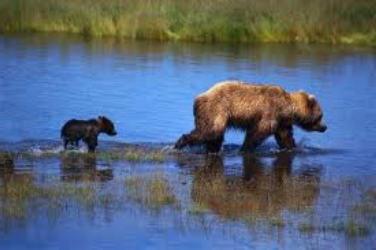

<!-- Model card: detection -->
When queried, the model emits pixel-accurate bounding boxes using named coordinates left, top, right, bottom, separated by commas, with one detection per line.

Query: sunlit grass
left=13, top=147, right=167, bottom=164
left=97, top=149, right=166, bottom=163
left=0, top=0, right=375, bottom=45
left=124, top=173, right=178, bottom=210
left=0, top=175, right=116, bottom=219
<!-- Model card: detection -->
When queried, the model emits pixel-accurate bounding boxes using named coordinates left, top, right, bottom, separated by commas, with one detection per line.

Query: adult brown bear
left=175, top=81, right=327, bottom=153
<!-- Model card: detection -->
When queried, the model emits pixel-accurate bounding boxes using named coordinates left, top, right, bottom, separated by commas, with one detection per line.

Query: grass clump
left=14, top=147, right=166, bottom=164
left=124, top=174, right=177, bottom=210
left=0, top=0, right=375, bottom=45
left=0, top=174, right=114, bottom=220
left=268, top=216, right=286, bottom=228
left=343, top=221, right=370, bottom=237
left=0, top=152, right=14, bottom=169
left=352, top=188, right=376, bottom=221
left=298, top=222, right=316, bottom=233
left=188, top=203, right=210, bottom=215
left=298, top=220, right=371, bottom=237
left=97, top=149, right=166, bottom=163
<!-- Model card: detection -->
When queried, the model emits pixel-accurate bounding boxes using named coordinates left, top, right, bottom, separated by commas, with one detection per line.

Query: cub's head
left=98, top=116, right=117, bottom=136
left=291, top=92, right=327, bottom=133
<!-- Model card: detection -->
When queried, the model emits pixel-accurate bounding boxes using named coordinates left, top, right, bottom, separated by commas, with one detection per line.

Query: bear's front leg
left=241, top=130, right=270, bottom=152
left=205, top=135, right=224, bottom=153
left=241, top=119, right=277, bottom=152
left=174, top=130, right=203, bottom=149
left=274, top=126, right=296, bottom=150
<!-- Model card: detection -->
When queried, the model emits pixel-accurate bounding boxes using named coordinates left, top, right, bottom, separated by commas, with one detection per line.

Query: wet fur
left=61, top=116, right=117, bottom=152
left=175, top=81, right=326, bottom=153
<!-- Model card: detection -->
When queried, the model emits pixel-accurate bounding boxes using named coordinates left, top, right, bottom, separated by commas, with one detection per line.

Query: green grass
left=0, top=175, right=115, bottom=219
left=124, top=173, right=178, bottom=210
left=0, top=0, right=375, bottom=45
left=97, top=149, right=166, bottom=163
left=11, top=148, right=167, bottom=164
left=297, top=221, right=371, bottom=237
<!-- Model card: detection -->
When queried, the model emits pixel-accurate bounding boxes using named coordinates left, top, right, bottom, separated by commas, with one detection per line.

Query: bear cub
left=175, top=81, right=327, bottom=153
left=61, top=116, right=117, bottom=152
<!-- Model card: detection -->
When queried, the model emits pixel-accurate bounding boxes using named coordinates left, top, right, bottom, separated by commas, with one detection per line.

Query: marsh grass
left=0, top=152, right=14, bottom=169
left=297, top=220, right=370, bottom=237
left=352, top=188, right=376, bottom=221
left=97, top=149, right=166, bottom=163
left=0, top=175, right=117, bottom=220
left=12, top=147, right=167, bottom=164
left=188, top=203, right=210, bottom=215
left=124, top=173, right=177, bottom=210
left=0, top=0, right=375, bottom=45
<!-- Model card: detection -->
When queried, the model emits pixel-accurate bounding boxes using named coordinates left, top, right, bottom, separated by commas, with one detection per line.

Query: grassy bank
left=0, top=0, right=375, bottom=45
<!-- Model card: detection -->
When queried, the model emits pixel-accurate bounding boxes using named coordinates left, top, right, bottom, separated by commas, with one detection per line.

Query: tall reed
left=0, top=0, right=375, bottom=44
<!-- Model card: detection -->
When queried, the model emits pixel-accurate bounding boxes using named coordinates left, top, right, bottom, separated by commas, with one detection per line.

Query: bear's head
left=291, top=92, right=327, bottom=133
left=98, top=116, right=117, bottom=136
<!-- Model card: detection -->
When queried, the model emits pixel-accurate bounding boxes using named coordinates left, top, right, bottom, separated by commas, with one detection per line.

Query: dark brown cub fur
left=61, top=116, right=117, bottom=152
left=175, top=81, right=327, bottom=153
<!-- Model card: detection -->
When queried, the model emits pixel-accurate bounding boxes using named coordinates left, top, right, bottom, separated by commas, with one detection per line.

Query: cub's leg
left=84, top=136, right=98, bottom=153
left=274, top=126, right=295, bottom=150
left=63, top=138, right=69, bottom=150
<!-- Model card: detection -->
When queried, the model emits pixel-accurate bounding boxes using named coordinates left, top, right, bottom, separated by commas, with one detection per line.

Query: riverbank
left=1, top=0, right=375, bottom=45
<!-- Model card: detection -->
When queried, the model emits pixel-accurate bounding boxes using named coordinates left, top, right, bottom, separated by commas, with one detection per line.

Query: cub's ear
left=98, top=116, right=103, bottom=120
left=308, top=94, right=315, bottom=101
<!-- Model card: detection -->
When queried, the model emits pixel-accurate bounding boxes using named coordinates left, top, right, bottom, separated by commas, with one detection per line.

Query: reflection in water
left=60, top=154, right=113, bottom=182
left=0, top=152, right=14, bottom=170
left=188, top=152, right=321, bottom=218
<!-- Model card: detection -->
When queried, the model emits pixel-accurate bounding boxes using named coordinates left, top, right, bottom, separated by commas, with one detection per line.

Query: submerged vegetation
left=0, top=0, right=375, bottom=45
left=97, top=149, right=166, bottom=163
left=0, top=174, right=117, bottom=220
left=124, top=173, right=178, bottom=210
left=0, top=150, right=375, bottom=240
left=5, top=147, right=167, bottom=164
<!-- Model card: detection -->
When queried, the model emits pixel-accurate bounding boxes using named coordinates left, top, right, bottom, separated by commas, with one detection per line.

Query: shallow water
left=0, top=34, right=376, bottom=249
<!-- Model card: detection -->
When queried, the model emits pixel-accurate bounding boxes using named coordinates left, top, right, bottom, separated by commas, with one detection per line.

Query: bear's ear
left=307, top=94, right=317, bottom=109
left=98, top=116, right=103, bottom=120
left=308, top=94, right=315, bottom=101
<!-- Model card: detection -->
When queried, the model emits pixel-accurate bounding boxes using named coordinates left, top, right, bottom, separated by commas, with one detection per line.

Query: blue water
left=0, top=34, right=376, bottom=249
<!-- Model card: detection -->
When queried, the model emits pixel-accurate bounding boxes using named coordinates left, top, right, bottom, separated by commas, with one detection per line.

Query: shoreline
left=1, top=0, right=375, bottom=46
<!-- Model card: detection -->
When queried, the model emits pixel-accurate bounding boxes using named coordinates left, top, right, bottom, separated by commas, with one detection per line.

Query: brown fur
left=175, top=81, right=327, bottom=153
left=61, top=116, right=117, bottom=152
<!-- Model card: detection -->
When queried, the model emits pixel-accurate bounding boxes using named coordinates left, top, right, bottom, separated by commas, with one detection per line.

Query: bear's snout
left=317, top=123, right=327, bottom=132
left=109, top=131, right=117, bottom=136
